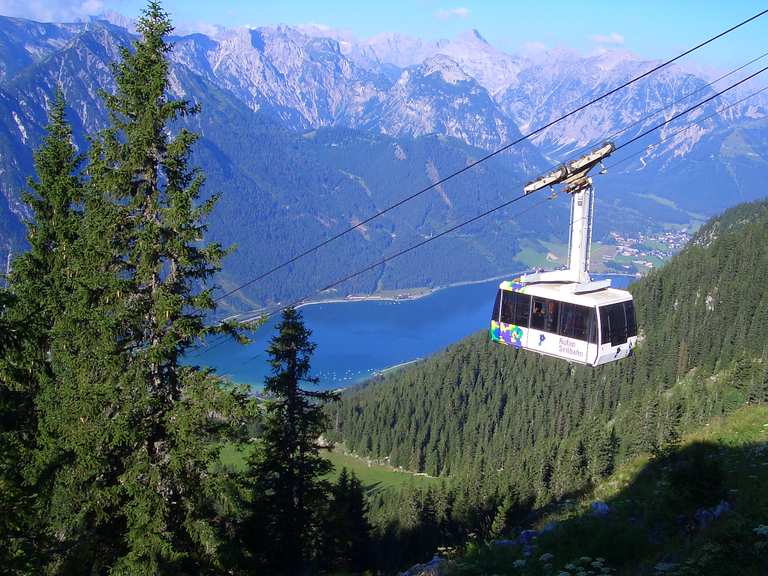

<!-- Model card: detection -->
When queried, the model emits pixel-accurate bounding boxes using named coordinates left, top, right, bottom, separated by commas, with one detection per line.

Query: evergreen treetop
left=0, top=88, right=83, bottom=574
left=242, top=307, right=338, bottom=574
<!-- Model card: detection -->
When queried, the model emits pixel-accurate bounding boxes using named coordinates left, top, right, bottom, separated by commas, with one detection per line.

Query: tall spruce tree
left=243, top=307, right=338, bottom=574
left=0, top=287, right=32, bottom=575
left=321, top=468, right=372, bottom=573
left=0, top=90, right=83, bottom=573
left=20, top=3, right=251, bottom=573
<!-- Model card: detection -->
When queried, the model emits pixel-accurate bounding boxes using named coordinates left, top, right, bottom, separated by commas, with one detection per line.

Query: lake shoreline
left=233, top=269, right=531, bottom=322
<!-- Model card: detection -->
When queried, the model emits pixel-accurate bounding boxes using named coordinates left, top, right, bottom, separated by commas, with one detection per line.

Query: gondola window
left=500, top=291, right=531, bottom=326
left=531, top=297, right=559, bottom=332
left=558, top=302, right=596, bottom=343
left=599, top=302, right=636, bottom=346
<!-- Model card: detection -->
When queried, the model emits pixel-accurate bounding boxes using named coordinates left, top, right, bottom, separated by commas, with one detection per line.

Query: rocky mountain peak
left=90, top=10, right=135, bottom=32
left=589, top=48, right=641, bottom=72
left=458, top=28, right=489, bottom=45
left=420, top=54, right=471, bottom=84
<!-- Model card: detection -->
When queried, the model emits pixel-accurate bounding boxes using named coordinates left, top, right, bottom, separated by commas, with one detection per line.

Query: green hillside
left=218, top=443, right=437, bottom=494
left=329, top=199, right=768, bottom=496
left=322, top=199, right=768, bottom=571
left=448, top=404, right=768, bottom=575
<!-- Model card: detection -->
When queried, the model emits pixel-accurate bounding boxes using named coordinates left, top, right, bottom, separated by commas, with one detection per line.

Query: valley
left=1, top=14, right=767, bottom=310
left=220, top=442, right=438, bottom=494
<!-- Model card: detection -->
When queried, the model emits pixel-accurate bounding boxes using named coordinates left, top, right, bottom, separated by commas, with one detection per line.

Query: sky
left=1, top=0, right=766, bottom=69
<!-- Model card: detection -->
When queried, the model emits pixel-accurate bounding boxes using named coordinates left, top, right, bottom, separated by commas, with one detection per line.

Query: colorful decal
left=492, top=279, right=529, bottom=349
left=500, top=278, right=527, bottom=293
left=490, top=320, right=524, bottom=349
left=490, top=320, right=501, bottom=341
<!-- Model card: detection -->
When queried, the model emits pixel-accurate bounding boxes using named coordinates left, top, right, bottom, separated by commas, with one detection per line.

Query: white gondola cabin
left=489, top=141, right=637, bottom=366
left=490, top=280, right=637, bottom=366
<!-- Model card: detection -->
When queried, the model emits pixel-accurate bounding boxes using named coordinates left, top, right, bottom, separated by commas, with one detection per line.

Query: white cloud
left=436, top=7, right=471, bottom=20
left=0, top=0, right=104, bottom=22
left=301, top=22, right=333, bottom=32
left=590, top=32, right=625, bottom=45
left=176, top=21, right=227, bottom=38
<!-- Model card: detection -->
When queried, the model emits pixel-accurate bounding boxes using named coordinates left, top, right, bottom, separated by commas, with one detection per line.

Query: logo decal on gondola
left=491, top=321, right=524, bottom=349
left=558, top=337, right=584, bottom=359
left=490, top=321, right=500, bottom=341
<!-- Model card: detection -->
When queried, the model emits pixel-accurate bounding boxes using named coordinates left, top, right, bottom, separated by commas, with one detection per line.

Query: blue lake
left=190, top=275, right=633, bottom=390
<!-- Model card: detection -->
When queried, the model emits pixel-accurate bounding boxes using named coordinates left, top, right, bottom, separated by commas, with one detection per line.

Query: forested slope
left=328, top=199, right=768, bottom=507
left=446, top=404, right=768, bottom=575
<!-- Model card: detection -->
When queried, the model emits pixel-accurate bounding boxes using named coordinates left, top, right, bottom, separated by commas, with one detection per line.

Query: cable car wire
left=613, top=64, right=768, bottom=153
left=188, top=194, right=554, bottom=357
left=211, top=8, right=768, bottom=305
left=245, top=64, right=768, bottom=324
left=568, top=49, right=768, bottom=160
left=196, top=65, right=768, bottom=348
left=606, top=83, right=768, bottom=171
left=190, top=68, right=768, bottom=358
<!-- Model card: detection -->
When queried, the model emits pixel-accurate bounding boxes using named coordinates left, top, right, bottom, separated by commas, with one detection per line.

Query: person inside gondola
left=531, top=300, right=545, bottom=330
left=545, top=300, right=558, bottom=332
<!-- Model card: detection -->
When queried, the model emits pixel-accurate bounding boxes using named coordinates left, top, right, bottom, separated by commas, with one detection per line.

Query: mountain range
left=0, top=13, right=767, bottom=308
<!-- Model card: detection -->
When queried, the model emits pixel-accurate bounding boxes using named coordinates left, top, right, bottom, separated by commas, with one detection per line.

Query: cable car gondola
left=490, top=142, right=637, bottom=366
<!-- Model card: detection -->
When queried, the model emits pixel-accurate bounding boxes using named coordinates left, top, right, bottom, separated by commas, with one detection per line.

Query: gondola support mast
left=520, top=141, right=615, bottom=293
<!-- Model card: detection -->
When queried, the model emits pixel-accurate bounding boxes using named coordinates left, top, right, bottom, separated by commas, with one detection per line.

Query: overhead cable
left=607, top=84, right=768, bottom=171
left=255, top=64, right=768, bottom=321
left=614, top=64, right=768, bottom=152
left=569, top=49, right=768, bottom=159
left=212, top=8, right=768, bottom=304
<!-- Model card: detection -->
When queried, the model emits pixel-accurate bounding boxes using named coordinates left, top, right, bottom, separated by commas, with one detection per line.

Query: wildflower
left=591, top=501, right=610, bottom=516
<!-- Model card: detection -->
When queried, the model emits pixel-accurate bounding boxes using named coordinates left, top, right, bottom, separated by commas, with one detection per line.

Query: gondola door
left=494, top=289, right=531, bottom=349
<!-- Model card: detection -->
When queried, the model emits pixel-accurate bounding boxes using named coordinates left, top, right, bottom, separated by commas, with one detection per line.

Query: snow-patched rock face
left=498, top=54, right=735, bottom=159
left=421, top=54, right=473, bottom=85
left=0, top=17, right=77, bottom=82
left=363, top=55, right=524, bottom=151
left=172, top=25, right=382, bottom=129
left=167, top=25, right=528, bottom=151
left=424, top=29, right=525, bottom=96
left=2, top=15, right=768, bottom=164
left=165, top=21, right=768, bottom=161
left=307, top=27, right=526, bottom=96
